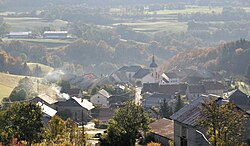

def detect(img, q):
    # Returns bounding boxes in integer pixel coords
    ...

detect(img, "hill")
[166,39,250,78]
[0,72,57,102]
[27,63,54,75]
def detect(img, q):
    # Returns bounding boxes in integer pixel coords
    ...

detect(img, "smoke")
[52,84,70,100]
[45,70,65,83]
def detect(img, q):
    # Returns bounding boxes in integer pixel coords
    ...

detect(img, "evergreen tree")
[175,94,184,112]
[160,98,173,118]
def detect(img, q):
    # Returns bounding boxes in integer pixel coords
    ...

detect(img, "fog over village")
[0,0,250,146]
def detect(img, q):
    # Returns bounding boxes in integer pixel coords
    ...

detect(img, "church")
[132,55,160,86]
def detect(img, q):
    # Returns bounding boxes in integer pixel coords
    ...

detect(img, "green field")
[114,20,187,33]
[0,72,57,102]
[27,63,54,74]
[2,38,73,48]
[147,6,223,15]
[3,17,68,32]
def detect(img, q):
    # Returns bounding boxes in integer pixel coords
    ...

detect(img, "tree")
[44,116,67,143]
[100,101,150,146]
[199,99,248,146]
[174,94,184,112]
[9,88,27,101]
[160,98,173,118]
[1,103,43,145]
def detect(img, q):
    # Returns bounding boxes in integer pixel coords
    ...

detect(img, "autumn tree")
[0,103,43,145]
[100,101,150,146]
[199,99,248,146]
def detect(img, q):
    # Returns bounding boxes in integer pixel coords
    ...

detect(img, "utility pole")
[81,110,86,146]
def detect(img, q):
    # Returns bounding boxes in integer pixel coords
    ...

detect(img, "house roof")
[165,72,178,79]
[187,84,206,94]
[55,97,95,111]
[133,69,150,79]
[203,81,225,91]
[98,89,111,98]
[147,93,172,99]
[112,71,129,82]
[118,66,129,72]
[35,94,58,105]
[170,95,221,126]
[37,102,57,117]
[142,83,159,93]
[126,65,142,72]
[72,97,95,110]
[149,118,174,140]
[158,84,179,96]
[227,89,250,111]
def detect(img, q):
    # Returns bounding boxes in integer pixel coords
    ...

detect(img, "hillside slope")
[166,39,250,77]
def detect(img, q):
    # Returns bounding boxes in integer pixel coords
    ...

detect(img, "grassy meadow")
[3,17,68,32]
[0,72,57,102]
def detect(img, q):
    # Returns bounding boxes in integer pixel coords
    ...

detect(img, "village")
[2,55,247,146]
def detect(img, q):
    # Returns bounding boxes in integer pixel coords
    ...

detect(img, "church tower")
[149,55,159,79]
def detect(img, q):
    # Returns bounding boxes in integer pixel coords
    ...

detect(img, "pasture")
[0,72,57,102]
[3,17,68,32]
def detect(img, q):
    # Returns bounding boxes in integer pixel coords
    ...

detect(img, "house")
[202,81,225,96]
[170,95,220,146]
[161,72,180,85]
[185,84,205,100]
[90,89,111,107]
[110,71,129,83]
[118,65,142,80]
[37,102,57,125]
[43,31,69,39]
[30,94,58,107]
[149,118,174,146]
[158,84,180,98]
[226,89,250,111]
[142,93,172,108]
[171,94,250,146]
[96,107,114,123]
[108,95,129,105]
[6,31,33,38]
[142,83,159,94]
[182,69,220,84]
[133,69,156,86]
[54,97,94,122]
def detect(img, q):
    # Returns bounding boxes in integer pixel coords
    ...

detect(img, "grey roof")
[148,93,172,99]
[165,72,178,78]
[203,81,225,91]
[133,69,150,79]
[126,65,142,72]
[118,66,129,72]
[188,84,206,94]
[170,95,221,126]
[149,118,174,140]
[150,62,158,68]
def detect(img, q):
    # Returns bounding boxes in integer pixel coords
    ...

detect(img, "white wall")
[90,93,108,107]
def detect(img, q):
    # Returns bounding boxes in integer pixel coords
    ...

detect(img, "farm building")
[6,31,33,38]
[43,31,69,39]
